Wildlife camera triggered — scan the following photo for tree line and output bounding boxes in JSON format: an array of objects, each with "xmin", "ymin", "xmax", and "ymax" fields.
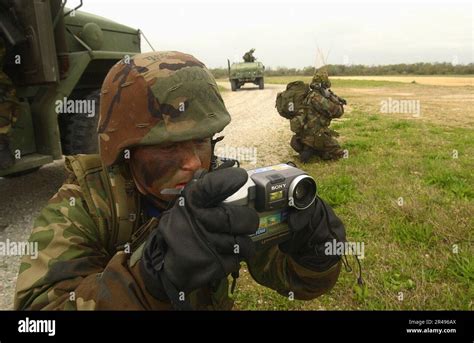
[{"xmin": 210, "ymin": 62, "xmax": 474, "ymax": 78}]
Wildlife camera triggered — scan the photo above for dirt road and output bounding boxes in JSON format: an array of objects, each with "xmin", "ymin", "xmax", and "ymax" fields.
[
  {"xmin": 0, "ymin": 160, "xmax": 66, "ymax": 309},
  {"xmin": 217, "ymin": 82, "xmax": 295, "ymax": 168}
]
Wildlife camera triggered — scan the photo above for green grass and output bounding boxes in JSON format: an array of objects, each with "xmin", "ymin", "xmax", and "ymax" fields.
[
  {"xmin": 448, "ymin": 252, "xmax": 474, "ymax": 286},
  {"xmin": 424, "ymin": 171, "xmax": 474, "ymax": 200},
  {"xmin": 265, "ymin": 76, "xmax": 406, "ymax": 88},
  {"xmin": 389, "ymin": 218, "xmax": 436, "ymax": 247},
  {"xmin": 233, "ymin": 90, "xmax": 474, "ymax": 310},
  {"xmin": 317, "ymin": 174, "xmax": 359, "ymax": 207}
]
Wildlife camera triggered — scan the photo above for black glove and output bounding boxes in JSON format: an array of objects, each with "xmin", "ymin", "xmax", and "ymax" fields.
[
  {"xmin": 140, "ymin": 167, "xmax": 259, "ymax": 309},
  {"xmin": 279, "ymin": 196, "xmax": 346, "ymax": 272}
]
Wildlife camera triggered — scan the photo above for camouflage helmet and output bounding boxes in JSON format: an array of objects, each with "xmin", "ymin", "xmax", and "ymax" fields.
[
  {"xmin": 311, "ymin": 66, "xmax": 331, "ymax": 88},
  {"xmin": 98, "ymin": 51, "xmax": 231, "ymax": 166}
]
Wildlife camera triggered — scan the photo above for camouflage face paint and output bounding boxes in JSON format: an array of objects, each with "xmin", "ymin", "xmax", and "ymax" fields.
[{"xmin": 130, "ymin": 138, "xmax": 212, "ymax": 206}]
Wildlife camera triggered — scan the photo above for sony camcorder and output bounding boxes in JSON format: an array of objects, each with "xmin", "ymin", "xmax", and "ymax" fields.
[{"xmin": 223, "ymin": 163, "xmax": 317, "ymax": 249}]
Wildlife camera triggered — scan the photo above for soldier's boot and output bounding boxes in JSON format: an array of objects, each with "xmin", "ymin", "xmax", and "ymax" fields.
[
  {"xmin": 334, "ymin": 148, "xmax": 345, "ymax": 159},
  {"xmin": 290, "ymin": 135, "xmax": 304, "ymax": 153},
  {"xmin": 0, "ymin": 134, "xmax": 14, "ymax": 169},
  {"xmin": 321, "ymin": 147, "xmax": 344, "ymax": 160},
  {"xmin": 299, "ymin": 146, "xmax": 314, "ymax": 163},
  {"xmin": 319, "ymin": 135, "xmax": 345, "ymax": 160}
]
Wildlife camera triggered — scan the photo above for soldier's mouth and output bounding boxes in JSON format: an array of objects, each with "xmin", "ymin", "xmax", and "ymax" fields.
[{"xmin": 160, "ymin": 179, "xmax": 191, "ymax": 195}]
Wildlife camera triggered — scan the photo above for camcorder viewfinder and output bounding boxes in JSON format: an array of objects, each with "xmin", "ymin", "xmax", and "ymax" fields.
[{"xmin": 223, "ymin": 163, "xmax": 317, "ymax": 249}]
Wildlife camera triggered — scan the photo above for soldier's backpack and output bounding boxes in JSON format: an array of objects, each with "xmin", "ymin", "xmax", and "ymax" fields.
[
  {"xmin": 275, "ymin": 81, "xmax": 310, "ymax": 119},
  {"xmin": 289, "ymin": 115, "xmax": 306, "ymax": 135}
]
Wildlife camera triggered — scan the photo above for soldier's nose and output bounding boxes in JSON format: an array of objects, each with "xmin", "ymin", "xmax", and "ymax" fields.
[{"xmin": 180, "ymin": 149, "xmax": 202, "ymax": 172}]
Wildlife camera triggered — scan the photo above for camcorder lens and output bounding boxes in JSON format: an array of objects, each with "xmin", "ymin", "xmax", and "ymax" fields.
[
  {"xmin": 289, "ymin": 176, "xmax": 317, "ymax": 210},
  {"xmin": 295, "ymin": 184, "xmax": 308, "ymax": 200}
]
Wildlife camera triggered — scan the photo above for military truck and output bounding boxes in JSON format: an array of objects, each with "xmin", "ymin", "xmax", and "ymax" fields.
[
  {"xmin": 0, "ymin": 0, "xmax": 141, "ymax": 177},
  {"xmin": 227, "ymin": 59, "xmax": 265, "ymax": 91}
]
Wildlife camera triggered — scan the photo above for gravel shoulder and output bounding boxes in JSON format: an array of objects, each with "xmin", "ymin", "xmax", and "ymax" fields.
[
  {"xmin": 217, "ymin": 82, "xmax": 296, "ymax": 168},
  {"xmin": 0, "ymin": 160, "xmax": 66, "ymax": 309}
]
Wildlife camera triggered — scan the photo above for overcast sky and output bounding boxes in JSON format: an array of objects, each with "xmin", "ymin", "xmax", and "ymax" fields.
[{"xmin": 80, "ymin": 0, "xmax": 473, "ymax": 68}]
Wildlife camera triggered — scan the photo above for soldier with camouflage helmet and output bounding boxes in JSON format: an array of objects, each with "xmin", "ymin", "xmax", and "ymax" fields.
[
  {"xmin": 242, "ymin": 48, "xmax": 256, "ymax": 63},
  {"xmin": 14, "ymin": 51, "xmax": 345, "ymax": 310},
  {"xmin": 290, "ymin": 67, "xmax": 346, "ymax": 162}
]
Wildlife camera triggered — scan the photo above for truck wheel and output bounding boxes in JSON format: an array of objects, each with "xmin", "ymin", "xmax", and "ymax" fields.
[
  {"xmin": 59, "ymin": 90, "xmax": 100, "ymax": 155},
  {"xmin": 259, "ymin": 77, "xmax": 264, "ymax": 90},
  {"xmin": 230, "ymin": 80, "xmax": 237, "ymax": 91}
]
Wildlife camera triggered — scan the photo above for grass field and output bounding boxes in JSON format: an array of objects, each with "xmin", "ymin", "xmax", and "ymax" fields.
[
  {"xmin": 265, "ymin": 75, "xmax": 474, "ymax": 87},
  {"xmin": 331, "ymin": 75, "xmax": 474, "ymax": 87},
  {"xmin": 232, "ymin": 76, "xmax": 474, "ymax": 310}
]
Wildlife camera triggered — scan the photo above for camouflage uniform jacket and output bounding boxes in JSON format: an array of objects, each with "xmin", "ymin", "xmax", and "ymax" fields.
[
  {"xmin": 304, "ymin": 88, "xmax": 344, "ymax": 129},
  {"xmin": 289, "ymin": 88, "xmax": 344, "ymax": 147},
  {"xmin": 14, "ymin": 155, "xmax": 341, "ymax": 310}
]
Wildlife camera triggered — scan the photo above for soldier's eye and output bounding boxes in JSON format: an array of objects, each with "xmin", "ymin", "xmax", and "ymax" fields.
[
  {"xmin": 159, "ymin": 143, "xmax": 178, "ymax": 151},
  {"xmin": 195, "ymin": 138, "xmax": 210, "ymax": 145}
]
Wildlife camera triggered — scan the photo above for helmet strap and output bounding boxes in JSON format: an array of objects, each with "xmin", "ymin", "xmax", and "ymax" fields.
[{"xmin": 210, "ymin": 135, "xmax": 225, "ymax": 170}]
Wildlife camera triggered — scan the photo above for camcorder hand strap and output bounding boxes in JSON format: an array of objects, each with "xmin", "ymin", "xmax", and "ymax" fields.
[
  {"xmin": 158, "ymin": 270, "xmax": 193, "ymax": 311},
  {"xmin": 318, "ymin": 198, "xmax": 364, "ymax": 286}
]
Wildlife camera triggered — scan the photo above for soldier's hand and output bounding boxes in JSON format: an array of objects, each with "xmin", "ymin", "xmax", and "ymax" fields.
[
  {"xmin": 140, "ymin": 167, "xmax": 258, "ymax": 308},
  {"xmin": 279, "ymin": 196, "xmax": 346, "ymax": 272}
]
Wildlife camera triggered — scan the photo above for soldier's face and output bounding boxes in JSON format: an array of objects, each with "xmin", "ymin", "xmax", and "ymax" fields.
[{"xmin": 130, "ymin": 138, "xmax": 212, "ymax": 205}]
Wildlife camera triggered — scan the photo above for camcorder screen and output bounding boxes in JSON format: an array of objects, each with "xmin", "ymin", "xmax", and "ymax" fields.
[
  {"xmin": 0, "ymin": 0, "xmax": 471, "ymax": 340},
  {"xmin": 269, "ymin": 190, "xmax": 283, "ymax": 202}
]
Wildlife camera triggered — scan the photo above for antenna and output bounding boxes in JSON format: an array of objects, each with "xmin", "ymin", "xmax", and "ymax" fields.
[{"xmin": 314, "ymin": 41, "xmax": 332, "ymax": 75}]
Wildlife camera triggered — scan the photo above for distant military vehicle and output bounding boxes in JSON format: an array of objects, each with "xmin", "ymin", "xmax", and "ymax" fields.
[
  {"xmin": 227, "ymin": 59, "xmax": 265, "ymax": 91},
  {"xmin": 0, "ymin": 0, "xmax": 141, "ymax": 176}
]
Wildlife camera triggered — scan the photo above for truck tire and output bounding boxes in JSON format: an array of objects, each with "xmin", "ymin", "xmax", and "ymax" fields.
[
  {"xmin": 59, "ymin": 90, "xmax": 100, "ymax": 155},
  {"xmin": 259, "ymin": 77, "xmax": 264, "ymax": 90},
  {"xmin": 230, "ymin": 80, "xmax": 237, "ymax": 91}
]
